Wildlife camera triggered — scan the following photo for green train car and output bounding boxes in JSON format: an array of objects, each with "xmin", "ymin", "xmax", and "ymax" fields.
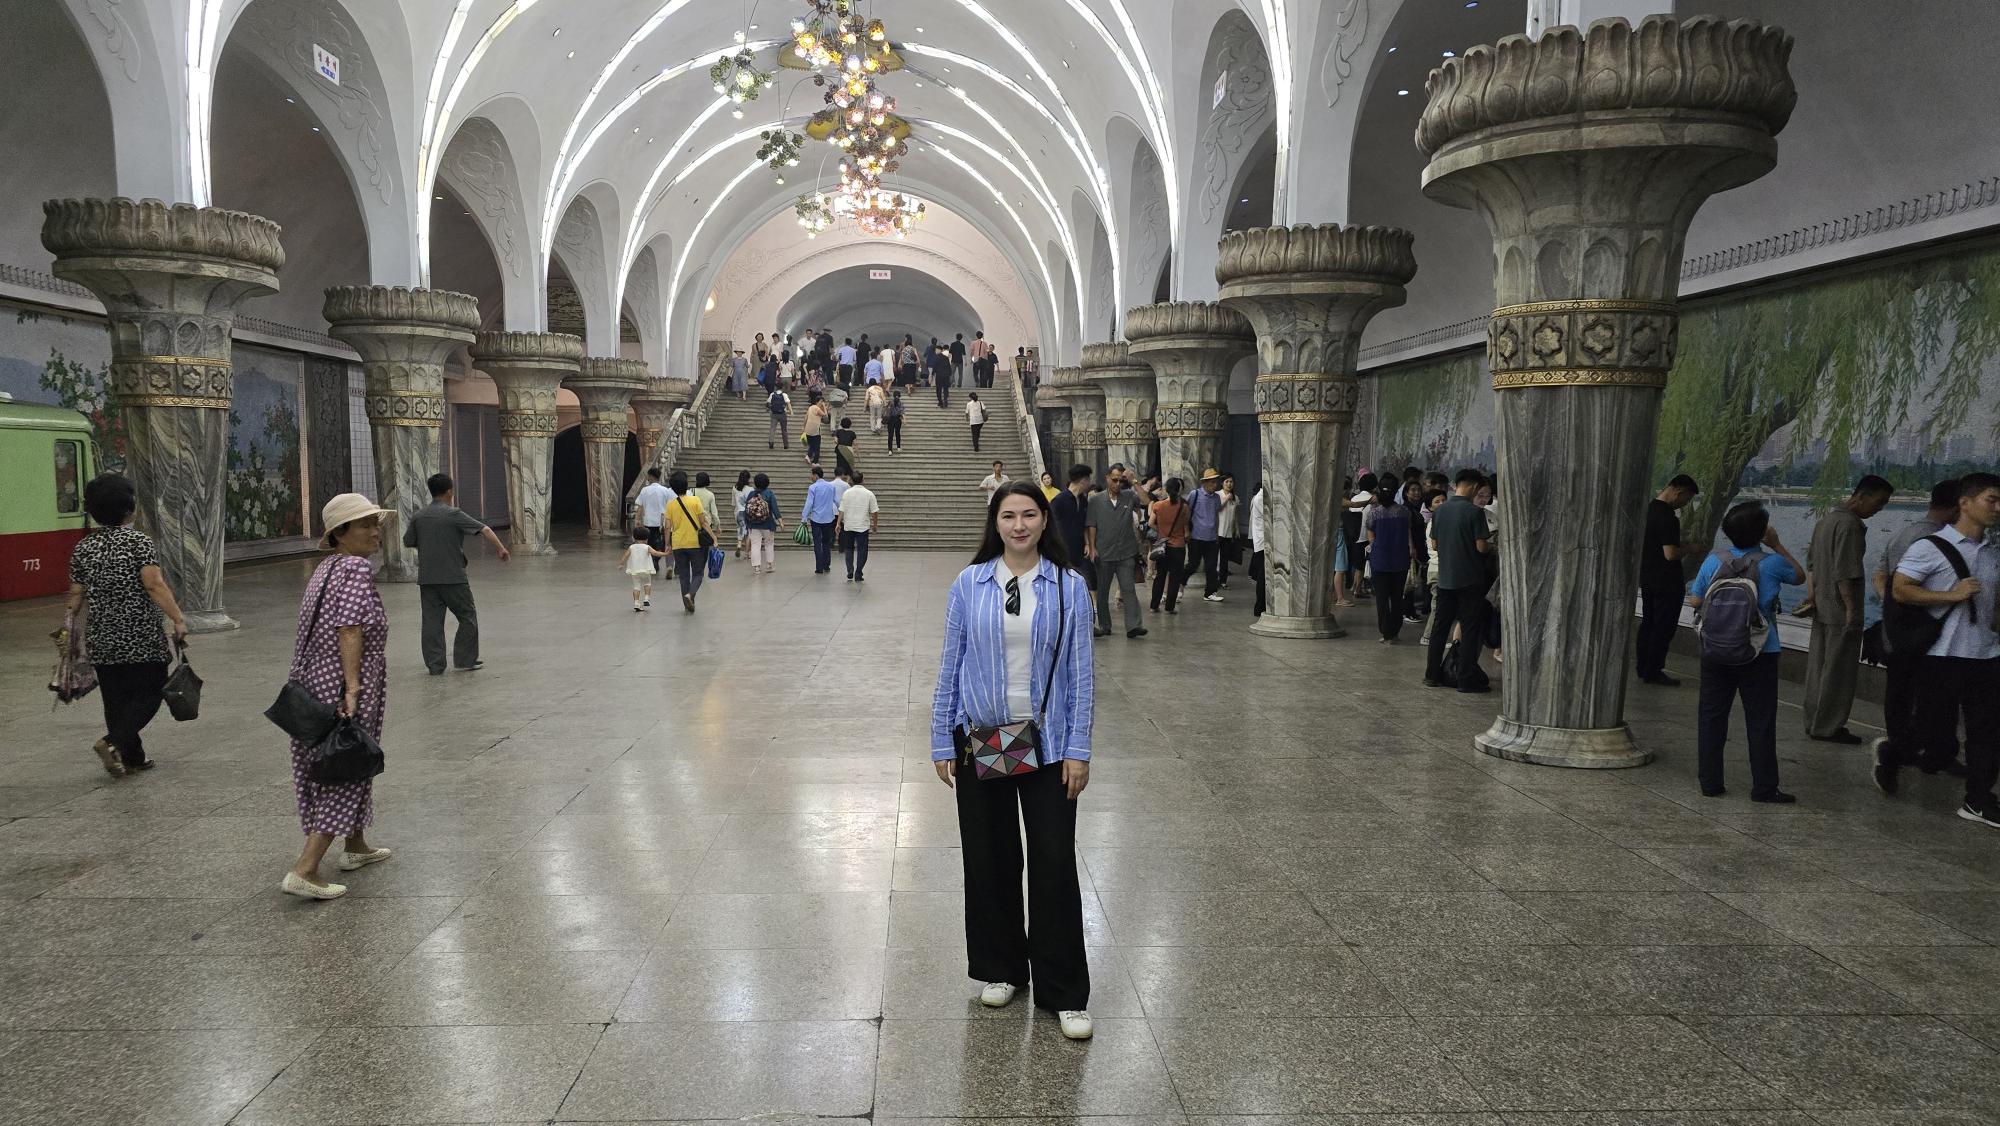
[{"xmin": 0, "ymin": 393, "xmax": 97, "ymax": 601}]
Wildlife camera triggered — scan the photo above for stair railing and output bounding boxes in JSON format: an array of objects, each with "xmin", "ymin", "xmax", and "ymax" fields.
[
  {"xmin": 628, "ymin": 347, "xmax": 732, "ymax": 514},
  {"xmin": 1004, "ymin": 358, "xmax": 1047, "ymax": 485}
]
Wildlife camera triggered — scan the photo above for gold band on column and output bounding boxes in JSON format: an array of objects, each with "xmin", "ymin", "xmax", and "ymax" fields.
[
  {"xmin": 1490, "ymin": 368, "xmax": 1669, "ymax": 391},
  {"xmin": 1489, "ymin": 298, "xmax": 1677, "ymax": 319}
]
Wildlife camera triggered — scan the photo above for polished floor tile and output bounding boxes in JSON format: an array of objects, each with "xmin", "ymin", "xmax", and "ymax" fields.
[{"xmin": 4, "ymin": 543, "xmax": 1997, "ymax": 1122}]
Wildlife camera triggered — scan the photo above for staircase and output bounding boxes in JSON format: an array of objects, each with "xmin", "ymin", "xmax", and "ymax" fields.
[{"xmin": 675, "ymin": 384, "xmax": 1032, "ymax": 551}]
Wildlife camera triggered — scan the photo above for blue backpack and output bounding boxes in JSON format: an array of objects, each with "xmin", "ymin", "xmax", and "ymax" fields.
[{"xmin": 1697, "ymin": 550, "xmax": 1767, "ymax": 666}]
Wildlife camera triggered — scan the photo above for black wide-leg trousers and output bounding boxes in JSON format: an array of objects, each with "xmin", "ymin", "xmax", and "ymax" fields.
[{"xmin": 954, "ymin": 757, "xmax": 1088, "ymax": 1011}]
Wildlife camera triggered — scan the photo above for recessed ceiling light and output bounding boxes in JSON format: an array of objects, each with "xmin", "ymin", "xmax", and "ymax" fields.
[
  {"xmin": 1442, "ymin": 50, "xmax": 1456, "ymax": 57},
  {"xmin": 310, "ymin": 126, "xmax": 321, "ymax": 132},
  {"xmin": 647, "ymin": 137, "xmax": 655, "ymax": 144},
  {"xmin": 1465, "ymin": 1, "xmax": 1478, "ymax": 6},
  {"xmin": 914, "ymin": 81, "xmax": 923, "ymax": 87},
  {"xmin": 1397, "ymin": 89, "xmax": 1410, "ymax": 96},
  {"xmin": 551, "ymin": 27, "xmax": 560, "ymax": 37},
  {"xmin": 633, "ymin": 126, "xmax": 640, "ymax": 133},
  {"xmin": 1061, "ymin": 59, "xmax": 1069, "ymax": 68},
  {"xmin": 566, "ymin": 50, "xmax": 574, "ymax": 58},
  {"xmin": 285, "ymin": 96, "xmax": 295, "ymax": 104},
  {"xmin": 435, "ymin": 194, "xmax": 445, "ymax": 200},
  {"xmin": 1387, "ymin": 46, "xmax": 1398, "ymax": 53},
  {"xmin": 1240, "ymin": 198, "xmax": 1250, "ymax": 204},
  {"xmin": 749, "ymin": 23, "xmax": 758, "ymax": 29},
  {"xmin": 915, "ymin": 26, "xmax": 924, "ymax": 33}
]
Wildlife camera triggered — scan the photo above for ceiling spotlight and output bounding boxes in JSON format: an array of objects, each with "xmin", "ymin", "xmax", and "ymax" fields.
[
  {"xmin": 551, "ymin": 26, "xmax": 561, "ymax": 37},
  {"xmin": 310, "ymin": 125, "xmax": 320, "ymax": 132},
  {"xmin": 915, "ymin": 26, "xmax": 924, "ymax": 32},
  {"xmin": 1397, "ymin": 89, "xmax": 1410, "ymax": 96},
  {"xmin": 284, "ymin": 96, "xmax": 295, "ymax": 104},
  {"xmin": 1387, "ymin": 46, "xmax": 1398, "ymax": 53},
  {"xmin": 1442, "ymin": 50, "xmax": 1456, "ymax": 57},
  {"xmin": 435, "ymin": 194, "xmax": 445, "ymax": 200},
  {"xmin": 1466, "ymin": 1, "xmax": 1478, "ymax": 6},
  {"xmin": 1240, "ymin": 198, "xmax": 1250, "ymax": 204},
  {"xmin": 566, "ymin": 50, "xmax": 574, "ymax": 58}
]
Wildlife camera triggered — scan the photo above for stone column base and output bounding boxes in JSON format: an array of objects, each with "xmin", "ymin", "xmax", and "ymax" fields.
[
  {"xmin": 1249, "ymin": 613, "xmax": 1345, "ymax": 640},
  {"xmin": 1474, "ymin": 716, "xmax": 1653, "ymax": 769}
]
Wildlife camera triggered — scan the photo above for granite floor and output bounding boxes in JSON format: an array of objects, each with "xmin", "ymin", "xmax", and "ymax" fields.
[{"xmin": 2, "ymin": 535, "xmax": 1999, "ymax": 1125}]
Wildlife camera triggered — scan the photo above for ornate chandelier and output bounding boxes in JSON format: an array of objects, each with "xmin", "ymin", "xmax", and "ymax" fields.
[
  {"xmin": 783, "ymin": 0, "xmax": 923, "ymax": 238},
  {"xmin": 795, "ymin": 191, "xmax": 835, "ymax": 237},
  {"xmin": 836, "ymin": 187, "xmax": 926, "ymax": 239},
  {"xmin": 709, "ymin": 31, "xmax": 773, "ymax": 118}
]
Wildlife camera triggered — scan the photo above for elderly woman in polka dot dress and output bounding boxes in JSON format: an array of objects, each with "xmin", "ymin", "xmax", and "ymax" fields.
[{"xmin": 280, "ymin": 494, "xmax": 395, "ymax": 900}]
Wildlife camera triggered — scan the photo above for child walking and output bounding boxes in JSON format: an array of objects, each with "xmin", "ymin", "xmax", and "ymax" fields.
[{"xmin": 623, "ymin": 526, "xmax": 669, "ymax": 610}]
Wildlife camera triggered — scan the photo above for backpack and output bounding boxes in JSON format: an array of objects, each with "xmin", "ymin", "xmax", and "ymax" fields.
[
  {"xmin": 768, "ymin": 391, "xmax": 787, "ymax": 415},
  {"xmin": 744, "ymin": 490, "xmax": 771, "ymax": 523},
  {"xmin": 1696, "ymin": 549, "xmax": 1768, "ymax": 666},
  {"xmin": 1883, "ymin": 534, "xmax": 1973, "ymax": 656}
]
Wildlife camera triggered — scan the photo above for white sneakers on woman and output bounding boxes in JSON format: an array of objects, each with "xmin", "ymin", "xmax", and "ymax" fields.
[
  {"xmin": 279, "ymin": 872, "xmax": 347, "ymax": 899},
  {"xmin": 977, "ymin": 984, "xmax": 1093, "ymax": 1039}
]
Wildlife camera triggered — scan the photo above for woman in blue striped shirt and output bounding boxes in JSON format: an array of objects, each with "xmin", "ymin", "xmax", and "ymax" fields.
[{"xmin": 931, "ymin": 481, "xmax": 1097, "ymax": 1040}]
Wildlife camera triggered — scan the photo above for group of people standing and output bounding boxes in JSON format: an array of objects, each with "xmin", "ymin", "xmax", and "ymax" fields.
[
  {"xmin": 732, "ymin": 327, "xmax": 1030, "ymax": 400},
  {"xmin": 1639, "ymin": 469, "xmax": 2000, "ymax": 827},
  {"xmin": 1039, "ymin": 464, "xmax": 1247, "ymax": 639}
]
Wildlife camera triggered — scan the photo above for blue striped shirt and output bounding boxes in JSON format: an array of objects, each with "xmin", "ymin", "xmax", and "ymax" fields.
[{"xmin": 931, "ymin": 557, "xmax": 1095, "ymax": 763}]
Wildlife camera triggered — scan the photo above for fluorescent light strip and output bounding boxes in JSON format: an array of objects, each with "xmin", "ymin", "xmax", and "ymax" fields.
[
  {"xmin": 911, "ymin": 117, "xmax": 1084, "ymax": 337},
  {"xmin": 416, "ymin": 0, "xmax": 479, "ymax": 211},
  {"xmin": 1258, "ymin": 0, "xmax": 1294, "ymax": 218},
  {"xmin": 917, "ymin": 139, "xmax": 1063, "ymax": 349},
  {"xmin": 186, "ymin": 0, "xmax": 230, "ymax": 205},
  {"xmin": 901, "ymin": 46, "xmax": 1120, "ymax": 333},
  {"xmin": 615, "ymin": 98, "xmax": 734, "ymax": 298},
  {"xmin": 417, "ymin": 0, "xmax": 543, "ymax": 276},
  {"xmin": 549, "ymin": 43, "xmax": 779, "ymax": 277}
]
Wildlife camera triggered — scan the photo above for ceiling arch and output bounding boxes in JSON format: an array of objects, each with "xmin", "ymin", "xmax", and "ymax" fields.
[{"xmin": 777, "ymin": 265, "xmax": 985, "ymax": 346}]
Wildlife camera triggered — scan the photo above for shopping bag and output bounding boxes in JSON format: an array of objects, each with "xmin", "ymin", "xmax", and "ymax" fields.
[{"xmin": 708, "ymin": 546, "xmax": 725, "ymax": 579}]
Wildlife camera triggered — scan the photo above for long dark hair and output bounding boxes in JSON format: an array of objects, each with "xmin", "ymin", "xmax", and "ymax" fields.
[{"xmin": 972, "ymin": 481, "xmax": 1074, "ymax": 571}]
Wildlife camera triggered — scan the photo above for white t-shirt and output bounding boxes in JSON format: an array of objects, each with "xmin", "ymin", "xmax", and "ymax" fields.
[
  {"xmin": 837, "ymin": 484, "xmax": 878, "ymax": 530},
  {"xmin": 636, "ymin": 482, "xmax": 671, "ymax": 527},
  {"xmin": 993, "ymin": 559, "xmax": 1039, "ymax": 722},
  {"xmin": 623, "ymin": 543, "xmax": 656, "ymax": 576},
  {"xmin": 966, "ymin": 400, "xmax": 987, "ymax": 425},
  {"xmin": 980, "ymin": 473, "xmax": 1009, "ymax": 497}
]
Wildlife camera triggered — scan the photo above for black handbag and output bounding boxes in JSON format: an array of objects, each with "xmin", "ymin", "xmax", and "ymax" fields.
[
  {"xmin": 1883, "ymin": 534, "xmax": 1971, "ymax": 657},
  {"xmin": 308, "ymin": 716, "xmax": 386, "ymax": 784},
  {"xmin": 678, "ymin": 497, "xmax": 717, "ymax": 549},
  {"xmin": 264, "ymin": 564, "xmax": 340, "ymax": 745},
  {"xmin": 161, "ymin": 641, "xmax": 202, "ymax": 722}
]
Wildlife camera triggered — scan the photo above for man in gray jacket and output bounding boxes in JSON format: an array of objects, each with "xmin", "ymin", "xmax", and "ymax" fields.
[{"xmin": 404, "ymin": 473, "xmax": 510, "ymax": 674}]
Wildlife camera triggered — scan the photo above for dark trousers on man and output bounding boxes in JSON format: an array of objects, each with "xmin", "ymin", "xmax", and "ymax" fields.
[
  {"xmin": 841, "ymin": 529, "xmax": 870, "ymax": 579},
  {"xmin": 1883, "ymin": 652, "xmax": 1931, "ymax": 767},
  {"xmin": 805, "ymin": 435, "xmax": 822, "ymax": 467},
  {"xmin": 1182, "ymin": 537, "xmax": 1221, "ymax": 597},
  {"xmin": 954, "ymin": 756, "xmax": 1088, "ymax": 1011},
  {"xmin": 937, "ymin": 379, "xmax": 951, "ymax": 408},
  {"xmin": 953, "ymin": 357, "xmax": 965, "ymax": 386},
  {"xmin": 1919, "ymin": 656, "xmax": 2000, "ymax": 809},
  {"xmin": 969, "ymin": 422, "xmax": 983, "ymax": 451},
  {"xmin": 810, "ymin": 520, "xmax": 837, "ymax": 573},
  {"xmin": 1372, "ymin": 568, "xmax": 1408, "ymax": 641},
  {"xmin": 1095, "ymin": 557, "xmax": 1141, "ymax": 634},
  {"xmin": 1250, "ymin": 550, "xmax": 1266, "ymax": 616},
  {"xmin": 1425, "ymin": 584, "xmax": 1488, "ymax": 689},
  {"xmin": 94, "ymin": 660, "xmax": 167, "ymax": 766},
  {"xmin": 1636, "ymin": 581, "xmax": 1683, "ymax": 679},
  {"xmin": 644, "ymin": 525, "xmax": 665, "ymax": 574},
  {"xmin": 1697, "ymin": 652, "xmax": 1782, "ymax": 798},
  {"xmin": 1408, "ymin": 558, "xmax": 1432, "ymax": 618},
  {"xmin": 420, "ymin": 583, "xmax": 479, "ymax": 673}
]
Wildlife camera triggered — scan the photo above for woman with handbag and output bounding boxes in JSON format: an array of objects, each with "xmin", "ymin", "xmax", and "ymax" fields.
[
  {"xmin": 930, "ymin": 482, "xmax": 1096, "ymax": 1040},
  {"xmin": 282, "ymin": 493, "xmax": 395, "ymax": 900},
  {"xmin": 663, "ymin": 470, "xmax": 715, "ymax": 613},
  {"xmin": 1147, "ymin": 478, "xmax": 1192, "ymax": 613},
  {"xmin": 63, "ymin": 474, "xmax": 189, "ymax": 777}
]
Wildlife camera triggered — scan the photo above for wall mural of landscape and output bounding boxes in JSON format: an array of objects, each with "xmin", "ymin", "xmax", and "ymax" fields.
[
  {"xmin": 1368, "ymin": 237, "xmax": 2000, "ymax": 580},
  {"xmin": 2, "ymin": 299, "xmax": 309, "ymax": 543}
]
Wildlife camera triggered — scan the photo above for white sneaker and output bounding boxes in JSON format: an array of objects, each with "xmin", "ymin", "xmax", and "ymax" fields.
[
  {"xmin": 979, "ymin": 982, "xmax": 1018, "ymax": 1008},
  {"xmin": 1204, "ymin": 594, "xmax": 1225, "ymax": 603},
  {"xmin": 280, "ymin": 872, "xmax": 347, "ymax": 900},
  {"xmin": 1059, "ymin": 1009, "xmax": 1093, "ymax": 1039},
  {"xmin": 336, "ymin": 847, "xmax": 392, "ymax": 871}
]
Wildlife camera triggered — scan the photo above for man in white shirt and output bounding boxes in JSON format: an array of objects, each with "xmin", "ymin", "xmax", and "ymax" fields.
[
  {"xmin": 1891, "ymin": 472, "xmax": 2000, "ymax": 826},
  {"xmin": 979, "ymin": 461, "xmax": 1009, "ymax": 501},
  {"xmin": 836, "ymin": 339, "xmax": 857, "ymax": 385},
  {"xmin": 834, "ymin": 471, "xmax": 880, "ymax": 582},
  {"xmin": 634, "ymin": 467, "xmax": 672, "ymax": 575},
  {"xmin": 966, "ymin": 393, "xmax": 988, "ymax": 451},
  {"xmin": 969, "ymin": 331, "xmax": 993, "ymax": 387}
]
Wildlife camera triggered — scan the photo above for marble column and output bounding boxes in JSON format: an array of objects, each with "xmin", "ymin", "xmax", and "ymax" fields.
[
  {"xmin": 1042, "ymin": 398, "xmax": 1074, "ymax": 472},
  {"xmin": 566, "ymin": 358, "xmax": 650, "ymax": 539},
  {"xmin": 1219, "ymin": 224, "xmax": 1416, "ymax": 640},
  {"xmin": 1418, "ymin": 15, "xmax": 1795, "ymax": 767},
  {"xmin": 470, "ymin": 331, "xmax": 584, "ymax": 556},
  {"xmin": 1125, "ymin": 301, "xmax": 1255, "ymax": 488},
  {"xmin": 1052, "ymin": 366, "xmax": 1106, "ymax": 478},
  {"xmin": 41, "ymin": 198, "xmax": 283, "ymax": 633},
  {"xmin": 324, "ymin": 286, "xmax": 480, "ymax": 582},
  {"xmin": 631, "ymin": 377, "xmax": 692, "ymax": 470},
  {"xmin": 1081, "ymin": 343, "xmax": 1157, "ymax": 475}
]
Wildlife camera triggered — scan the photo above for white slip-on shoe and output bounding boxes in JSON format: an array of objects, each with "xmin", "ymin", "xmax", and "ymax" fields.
[
  {"xmin": 280, "ymin": 872, "xmax": 348, "ymax": 900},
  {"xmin": 979, "ymin": 982, "xmax": 1018, "ymax": 1008},
  {"xmin": 1059, "ymin": 1010, "xmax": 1093, "ymax": 1040},
  {"xmin": 336, "ymin": 847, "xmax": 392, "ymax": 871},
  {"xmin": 92, "ymin": 739, "xmax": 125, "ymax": 778}
]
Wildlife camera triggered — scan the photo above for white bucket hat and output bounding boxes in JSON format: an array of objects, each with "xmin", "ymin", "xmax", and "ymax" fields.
[{"xmin": 320, "ymin": 493, "xmax": 394, "ymax": 548}]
